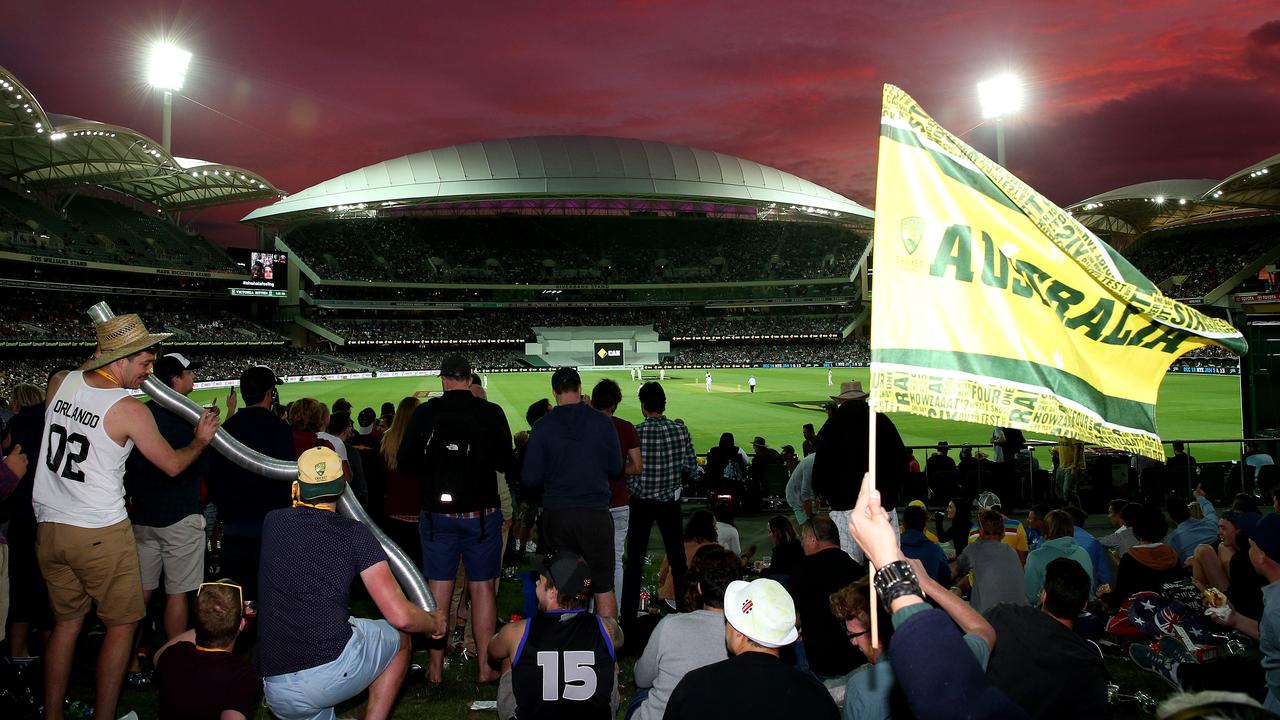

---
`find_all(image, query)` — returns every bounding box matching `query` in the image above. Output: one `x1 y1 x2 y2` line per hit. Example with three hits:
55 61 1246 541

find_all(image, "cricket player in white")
827 369 833 386
748 376 757 393
705 372 712 392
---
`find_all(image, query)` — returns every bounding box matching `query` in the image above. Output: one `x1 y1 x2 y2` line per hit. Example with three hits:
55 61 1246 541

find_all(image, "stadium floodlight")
147 42 191 91
977 73 1023 167
146 42 192 153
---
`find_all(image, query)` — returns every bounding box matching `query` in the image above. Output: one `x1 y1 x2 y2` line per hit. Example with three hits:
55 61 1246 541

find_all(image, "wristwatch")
873 560 923 610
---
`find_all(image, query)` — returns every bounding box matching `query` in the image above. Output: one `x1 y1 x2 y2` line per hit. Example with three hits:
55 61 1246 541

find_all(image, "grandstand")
233 135 873 372
2 54 1279 395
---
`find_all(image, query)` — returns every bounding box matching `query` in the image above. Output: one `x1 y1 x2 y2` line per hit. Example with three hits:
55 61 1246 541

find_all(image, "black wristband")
873 560 922 610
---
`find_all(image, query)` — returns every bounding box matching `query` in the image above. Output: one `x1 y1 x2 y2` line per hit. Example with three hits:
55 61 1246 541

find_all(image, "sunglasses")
846 627 870 640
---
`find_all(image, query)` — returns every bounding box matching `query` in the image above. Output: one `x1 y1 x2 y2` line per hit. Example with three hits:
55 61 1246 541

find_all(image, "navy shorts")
419 510 503 582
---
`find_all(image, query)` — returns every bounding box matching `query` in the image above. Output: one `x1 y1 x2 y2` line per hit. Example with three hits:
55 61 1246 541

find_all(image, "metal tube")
86 301 435 610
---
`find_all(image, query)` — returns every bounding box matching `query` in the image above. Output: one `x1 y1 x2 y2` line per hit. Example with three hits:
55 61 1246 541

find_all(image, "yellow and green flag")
868 85 1246 459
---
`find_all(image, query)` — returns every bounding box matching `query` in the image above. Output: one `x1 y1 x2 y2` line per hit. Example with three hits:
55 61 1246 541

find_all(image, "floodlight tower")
976 73 1023 168
146 42 192 153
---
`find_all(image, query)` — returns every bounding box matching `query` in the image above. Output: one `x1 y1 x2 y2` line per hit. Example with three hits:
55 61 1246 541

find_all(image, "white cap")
723 579 799 648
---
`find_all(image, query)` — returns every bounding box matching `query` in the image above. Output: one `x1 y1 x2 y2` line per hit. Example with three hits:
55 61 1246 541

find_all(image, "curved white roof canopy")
0 65 283 209
243 135 872 224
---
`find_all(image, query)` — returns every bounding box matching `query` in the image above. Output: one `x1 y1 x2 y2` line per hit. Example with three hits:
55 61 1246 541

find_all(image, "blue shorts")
420 509 503 582
263 617 402 720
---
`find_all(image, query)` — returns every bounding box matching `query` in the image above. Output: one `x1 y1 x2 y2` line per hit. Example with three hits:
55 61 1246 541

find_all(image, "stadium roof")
1205 152 1280 210
0 64 283 209
1066 179 1222 235
242 135 873 224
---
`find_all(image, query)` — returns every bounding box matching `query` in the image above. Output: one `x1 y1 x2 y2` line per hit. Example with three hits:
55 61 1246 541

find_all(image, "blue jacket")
522 402 622 510
1073 526 1112 587
901 529 952 587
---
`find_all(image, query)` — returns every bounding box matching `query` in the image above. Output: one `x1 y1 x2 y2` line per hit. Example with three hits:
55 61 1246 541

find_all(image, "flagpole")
867 402 879 649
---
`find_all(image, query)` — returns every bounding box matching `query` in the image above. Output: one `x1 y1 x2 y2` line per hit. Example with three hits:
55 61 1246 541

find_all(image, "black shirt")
207 406 296 531
812 400 906 510
926 454 958 476
156 641 261 720
984 604 1108 719
257 507 388 677
512 610 615 720
764 538 804 579
125 401 207 528
786 547 865 677
398 389 513 514
664 651 838 720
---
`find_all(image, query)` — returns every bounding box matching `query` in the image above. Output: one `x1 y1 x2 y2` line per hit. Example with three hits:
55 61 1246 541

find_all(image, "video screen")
237 251 288 289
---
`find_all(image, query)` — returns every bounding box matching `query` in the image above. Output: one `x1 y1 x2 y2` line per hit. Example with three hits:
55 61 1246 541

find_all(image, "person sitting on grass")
629 545 739 720
1098 499 1141 558
154 579 260 720
900 504 951 586
664 578 837 720
843 472 1027 719
489 552 623 720
1023 510 1093 606
1168 486 1220 563
1105 505 1182 610
1130 512 1280 712
985 558 1109 719
955 510 1027 614
1189 510 1265 621
830 555 996 720
658 510 720 610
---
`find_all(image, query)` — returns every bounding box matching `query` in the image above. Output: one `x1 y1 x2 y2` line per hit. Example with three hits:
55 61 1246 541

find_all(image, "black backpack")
422 404 490 512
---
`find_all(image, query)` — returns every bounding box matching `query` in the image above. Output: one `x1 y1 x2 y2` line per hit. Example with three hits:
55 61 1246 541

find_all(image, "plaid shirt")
631 415 697 501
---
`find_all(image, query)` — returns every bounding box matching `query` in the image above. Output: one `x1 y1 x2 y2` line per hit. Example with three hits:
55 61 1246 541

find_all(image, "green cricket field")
189 367 1245 462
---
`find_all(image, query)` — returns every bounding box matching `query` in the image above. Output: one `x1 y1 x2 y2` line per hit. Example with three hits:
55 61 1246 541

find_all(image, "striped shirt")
967 516 1029 553
632 415 697 501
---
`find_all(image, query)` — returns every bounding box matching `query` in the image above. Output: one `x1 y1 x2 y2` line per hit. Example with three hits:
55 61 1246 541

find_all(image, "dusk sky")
3 1 1278 245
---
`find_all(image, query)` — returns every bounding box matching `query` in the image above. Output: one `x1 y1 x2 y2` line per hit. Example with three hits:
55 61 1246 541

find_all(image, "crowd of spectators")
0 292 283 345
334 348 523 372
285 215 866 284
1125 227 1278 299
314 308 850 343
0 188 237 273
665 340 869 367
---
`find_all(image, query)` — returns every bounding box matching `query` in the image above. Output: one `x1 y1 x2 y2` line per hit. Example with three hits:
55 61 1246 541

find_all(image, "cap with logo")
538 551 592 600
297 446 346 501
723 578 799 648
153 353 203 384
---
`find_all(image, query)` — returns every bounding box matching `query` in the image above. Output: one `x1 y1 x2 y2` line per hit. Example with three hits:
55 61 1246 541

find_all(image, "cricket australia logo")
314 461 327 477
901 216 924 255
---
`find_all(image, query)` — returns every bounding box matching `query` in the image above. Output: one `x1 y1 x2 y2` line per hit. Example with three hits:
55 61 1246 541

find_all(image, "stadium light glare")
49 132 66 141
146 42 192 91
1154 196 1165 204
977 73 1024 120
977 73 1023 167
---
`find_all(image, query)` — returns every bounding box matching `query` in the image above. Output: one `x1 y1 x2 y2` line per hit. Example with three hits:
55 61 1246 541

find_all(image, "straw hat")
86 314 171 370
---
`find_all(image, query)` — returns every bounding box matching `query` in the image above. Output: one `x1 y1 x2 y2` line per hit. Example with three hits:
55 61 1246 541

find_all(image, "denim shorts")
263 617 402 720
420 509 503 582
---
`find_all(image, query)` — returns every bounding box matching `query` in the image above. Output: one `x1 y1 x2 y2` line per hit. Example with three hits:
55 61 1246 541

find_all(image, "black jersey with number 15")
511 610 615 720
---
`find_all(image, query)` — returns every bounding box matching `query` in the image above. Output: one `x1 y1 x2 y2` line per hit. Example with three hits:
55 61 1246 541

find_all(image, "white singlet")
33 371 134 528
